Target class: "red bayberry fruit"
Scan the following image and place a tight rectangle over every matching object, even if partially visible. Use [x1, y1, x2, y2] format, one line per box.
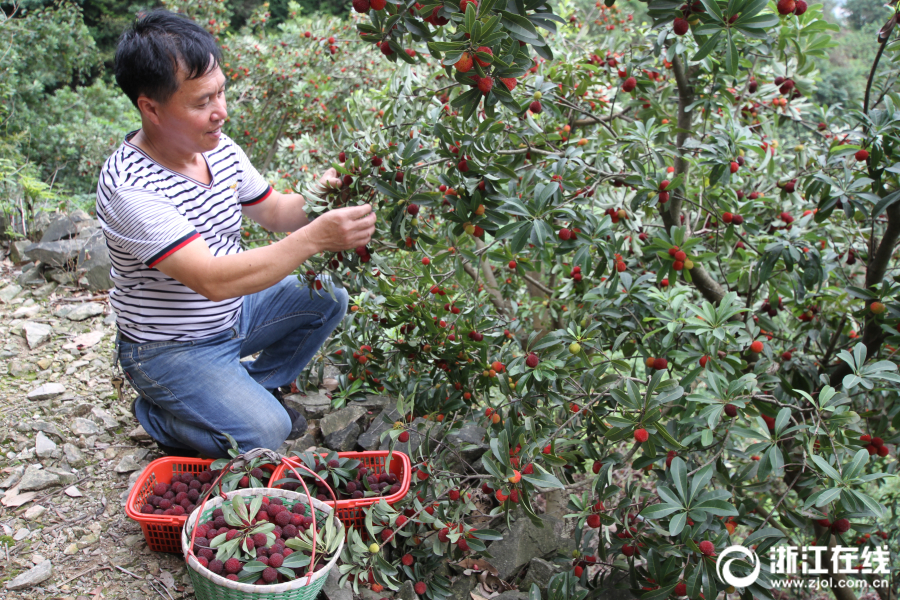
[477, 76, 494, 95]
[415, 582, 427, 595]
[653, 357, 668, 371]
[455, 53, 474, 73]
[622, 77, 637, 92]
[402, 553, 414, 566]
[407, 203, 419, 216]
[530, 100, 543, 114]
[587, 514, 601, 528]
[699, 540, 716, 556]
[855, 149, 869, 161]
[673, 17, 689, 35]
[525, 353, 539, 368]
[832, 518, 851, 533]
[474, 46, 493, 66]
[634, 428, 649, 443]
[379, 41, 393, 56]
[724, 404, 738, 418]
[750, 340, 764, 353]
[777, 0, 796, 15]
[399, 431, 410, 443]
[558, 228, 572, 240]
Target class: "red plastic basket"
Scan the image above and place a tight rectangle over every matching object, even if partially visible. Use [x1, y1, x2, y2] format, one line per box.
[270, 451, 410, 532]
[125, 457, 275, 553]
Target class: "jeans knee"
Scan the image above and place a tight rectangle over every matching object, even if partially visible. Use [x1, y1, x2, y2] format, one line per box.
[236, 410, 292, 452]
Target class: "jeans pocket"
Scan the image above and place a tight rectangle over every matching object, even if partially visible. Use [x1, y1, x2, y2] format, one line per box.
[136, 339, 194, 360]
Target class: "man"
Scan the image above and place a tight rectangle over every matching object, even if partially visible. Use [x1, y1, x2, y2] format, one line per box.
[97, 10, 376, 458]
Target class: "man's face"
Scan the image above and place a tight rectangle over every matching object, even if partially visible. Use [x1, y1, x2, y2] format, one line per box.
[143, 61, 227, 154]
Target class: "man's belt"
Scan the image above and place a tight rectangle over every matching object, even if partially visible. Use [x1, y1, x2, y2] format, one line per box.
[118, 330, 140, 344]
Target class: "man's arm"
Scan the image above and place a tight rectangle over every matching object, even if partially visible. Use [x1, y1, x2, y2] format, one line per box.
[153, 203, 376, 302]
[242, 168, 342, 233]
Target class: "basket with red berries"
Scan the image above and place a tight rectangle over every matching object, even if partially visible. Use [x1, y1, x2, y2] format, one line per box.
[182, 450, 344, 600]
[270, 450, 410, 532]
[126, 435, 278, 553]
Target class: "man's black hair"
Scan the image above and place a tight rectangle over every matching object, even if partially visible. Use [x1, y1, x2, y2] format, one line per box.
[115, 10, 223, 109]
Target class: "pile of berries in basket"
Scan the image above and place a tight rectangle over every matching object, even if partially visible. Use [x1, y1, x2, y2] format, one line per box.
[277, 452, 402, 500]
[139, 467, 271, 517]
[190, 494, 342, 585]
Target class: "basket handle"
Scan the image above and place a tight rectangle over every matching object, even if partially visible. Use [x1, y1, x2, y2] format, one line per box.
[280, 457, 340, 585]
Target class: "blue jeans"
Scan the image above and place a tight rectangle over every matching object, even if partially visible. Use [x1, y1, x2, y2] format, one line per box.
[117, 274, 349, 458]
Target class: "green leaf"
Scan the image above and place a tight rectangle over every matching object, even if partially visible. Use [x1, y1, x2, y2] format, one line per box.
[670, 457, 688, 502]
[669, 511, 687, 536]
[810, 454, 843, 483]
[693, 31, 723, 62]
[640, 503, 683, 519]
[692, 499, 738, 516]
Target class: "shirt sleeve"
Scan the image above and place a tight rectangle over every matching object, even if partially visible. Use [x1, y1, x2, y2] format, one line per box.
[233, 140, 272, 206]
[100, 185, 201, 268]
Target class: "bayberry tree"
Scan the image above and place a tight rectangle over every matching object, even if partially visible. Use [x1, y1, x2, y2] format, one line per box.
[176, 0, 900, 597]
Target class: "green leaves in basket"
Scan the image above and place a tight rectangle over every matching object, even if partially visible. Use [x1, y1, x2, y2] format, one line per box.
[286, 513, 342, 558]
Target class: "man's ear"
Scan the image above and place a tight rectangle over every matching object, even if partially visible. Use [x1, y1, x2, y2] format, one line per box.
[136, 95, 162, 126]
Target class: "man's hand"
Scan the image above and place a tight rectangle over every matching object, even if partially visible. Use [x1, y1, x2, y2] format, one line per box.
[315, 167, 343, 194]
[304, 203, 377, 253]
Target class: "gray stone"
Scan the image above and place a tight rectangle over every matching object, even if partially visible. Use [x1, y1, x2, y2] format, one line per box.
[23, 505, 46, 520]
[71, 417, 102, 436]
[520, 557, 562, 592]
[320, 405, 367, 438]
[8, 359, 35, 377]
[18, 466, 61, 492]
[5, 559, 52, 590]
[446, 423, 489, 467]
[31, 281, 58, 299]
[128, 425, 152, 442]
[31, 211, 52, 239]
[12, 304, 40, 318]
[488, 513, 575, 579]
[9, 241, 31, 264]
[357, 406, 401, 451]
[65, 302, 105, 321]
[32, 421, 63, 439]
[0, 283, 23, 303]
[26, 382, 65, 401]
[448, 575, 477, 600]
[1, 465, 25, 489]
[348, 395, 390, 411]
[45, 467, 76, 486]
[34, 432, 57, 458]
[284, 390, 333, 420]
[41, 213, 97, 243]
[322, 562, 352, 600]
[23, 239, 82, 268]
[62, 443, 86, 467]
[91, 406, 118, 429]
[397, 581, 418, 600]
[323, 422, 360, 452]
[115, 453, 142, 473]
[17, 267, 45, 287]
[45, 267, 76, 285]
[22, 321, 52, 349]
[76, 230, 113, 291]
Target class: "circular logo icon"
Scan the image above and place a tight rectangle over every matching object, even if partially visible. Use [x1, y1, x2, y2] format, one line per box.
[716, 545, 761, 588]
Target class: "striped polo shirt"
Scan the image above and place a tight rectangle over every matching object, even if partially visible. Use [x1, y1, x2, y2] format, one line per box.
[95, 130, 272, 343]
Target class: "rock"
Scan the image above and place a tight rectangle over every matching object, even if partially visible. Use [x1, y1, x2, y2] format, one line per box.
[63, 543, 78, 555]
[45, 268, 76, 285]
[26, 382, 65, 401]
[0, 466, 25, 489]
[34, 432, 57, 458]
[5, 559, 52, 590]
[397, 581, 418, 600]
[66, 302, 105, 321]
[348, 395, 390, 411]
[36, 357, 52, 370]
[18, 466, 61, 492]
[22, 321, 52, 349]
[447, 575, 477, 600]
[283, 390, 332, 419]
[31, 211, 52, 239]
[91, 406, 118, 429]
[23, 239, 82, 268]
[17, 267, 45, 287]
[277, 432, 318, 456]
[357, 406, 401, 451]
[115, 454, 143, 473]
[0, 283, 23, 303]
[488, 513, 575, 579]
[71, 418, 102, 436]
[76, 230, 113, 291]
[32, 421, 63, 439]
[128, 425, 152, 442]
[8, 360, 35, 377]
[77, 532, 99, 549]
[23, 505, 46, 520]
[520, 557, 562, 592]
[12, 304, 39, 318]
[62, 443, 86, 467]
[9, 241, 31, 265]
[41, 213, 98, 243]
[446, 423, 489, 466]
[323, 422, 360, 452]
[322, 562, 352, 600]
[44, 467, 76, 486]
[31, 281, 58, 299]
[320, 405, 367, 438]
